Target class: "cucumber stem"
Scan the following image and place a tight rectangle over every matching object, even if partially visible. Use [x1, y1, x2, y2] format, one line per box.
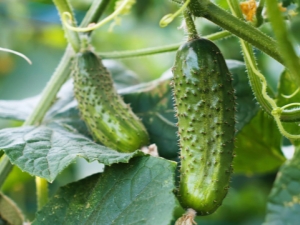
[204, 2, 283, 65]
[98, 30, 231, 59]
[183, 9, 199, 40]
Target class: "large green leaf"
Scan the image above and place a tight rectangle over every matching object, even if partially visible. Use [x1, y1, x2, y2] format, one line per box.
[234, 110, 285, 174]
[33, 156, 178, 225]
[0, 192, 24, 225]
[0, 123, 143, 182]
[264, 146, 300, 225]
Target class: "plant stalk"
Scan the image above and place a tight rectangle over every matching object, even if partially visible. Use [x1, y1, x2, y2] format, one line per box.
[183, 9, 199, 40]
[98, 30, 231, 59]
[255, 0, 265, 27]
[36, 177, 48, 210]
[53, 0, 81, 53]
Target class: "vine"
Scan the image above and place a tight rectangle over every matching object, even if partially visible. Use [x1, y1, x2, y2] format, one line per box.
[228, 0, 300, 140]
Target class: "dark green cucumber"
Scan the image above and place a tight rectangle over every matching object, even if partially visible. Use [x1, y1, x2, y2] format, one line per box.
[72, 49, 149, 152]
[172, 38, 235, 215]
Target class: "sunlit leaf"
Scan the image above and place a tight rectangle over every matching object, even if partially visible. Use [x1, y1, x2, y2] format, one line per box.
[0, 123, 143, 182]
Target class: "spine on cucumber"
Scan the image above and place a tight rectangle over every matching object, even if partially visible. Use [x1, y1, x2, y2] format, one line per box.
[72, 49, 149, 153]
[172, 38, 235, 215]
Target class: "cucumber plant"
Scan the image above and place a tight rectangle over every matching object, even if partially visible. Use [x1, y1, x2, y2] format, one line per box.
[1, 0, 300, 224]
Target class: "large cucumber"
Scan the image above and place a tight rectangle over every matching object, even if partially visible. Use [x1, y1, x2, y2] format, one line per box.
[72, 49, 149, 153]
[172, 38, 236, 215]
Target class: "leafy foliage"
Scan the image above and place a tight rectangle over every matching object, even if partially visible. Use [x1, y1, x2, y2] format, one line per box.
[264, 146, 300, 225]
[0, 123, 144, 182]
[33, 156, 178, 225]
[234, 110, 285, 174]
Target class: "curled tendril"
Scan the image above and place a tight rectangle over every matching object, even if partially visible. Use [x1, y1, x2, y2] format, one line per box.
[244, 47, 300, 140]
[281, 87, 300, 99]
[0, 47, 32, 65]
[62, 0, 135, 32]
[159, 0, 191, 28]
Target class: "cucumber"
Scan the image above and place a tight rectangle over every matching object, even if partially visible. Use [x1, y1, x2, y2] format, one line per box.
[172, 38, 236, 215]
[72, 49, 149, 153]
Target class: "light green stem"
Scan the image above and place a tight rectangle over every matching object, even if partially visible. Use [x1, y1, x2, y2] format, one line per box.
[265, 0, 300, 87]
[226, 0, 243, 18]
[36, 177, 48, 210]
[0, 157, 13, 188]
[63, 0, 131, 32]
[53, 0, 81, 53]
[98, 30, 231, 59]
[183, 9, 199, 40]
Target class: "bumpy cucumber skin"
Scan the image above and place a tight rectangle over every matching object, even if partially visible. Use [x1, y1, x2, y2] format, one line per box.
[73, 50, 149, 153]
[172, 38, 235, 215]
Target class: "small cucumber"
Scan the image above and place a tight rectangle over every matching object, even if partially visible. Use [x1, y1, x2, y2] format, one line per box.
[72, 49, 149, 153]
[172, 38, 236, 215]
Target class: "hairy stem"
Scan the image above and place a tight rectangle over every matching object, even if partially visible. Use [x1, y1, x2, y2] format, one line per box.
[204, 2, 283, 64]
[183, 9, 199, 40]
[98, 30, 231, 59]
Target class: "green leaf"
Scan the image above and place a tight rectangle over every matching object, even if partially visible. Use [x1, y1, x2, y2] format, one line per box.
[0, 123, 143, 182]
[0, 192, 24, 225]
[276, 70, 300, 145]
[33, 156, 178, 225]
[264, 146, 300, 225]
[234, 110, 285, 174]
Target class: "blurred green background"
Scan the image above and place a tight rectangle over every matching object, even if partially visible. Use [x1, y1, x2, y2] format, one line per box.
[0, 0, 297, 223]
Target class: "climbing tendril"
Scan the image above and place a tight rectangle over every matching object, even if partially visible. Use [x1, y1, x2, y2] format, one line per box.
[159, 0, 191, 27]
